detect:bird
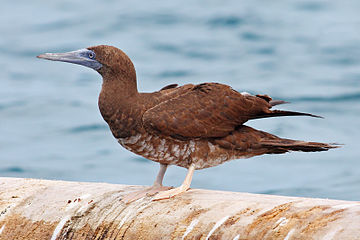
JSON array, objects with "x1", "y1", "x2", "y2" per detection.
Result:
[{"x1": 37, "y1": 45, "x2": 337, "y2": 202}]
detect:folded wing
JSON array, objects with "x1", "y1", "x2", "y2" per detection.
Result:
[{"x1": 143, "y1": 83, "x2": 275, "y2": 138}]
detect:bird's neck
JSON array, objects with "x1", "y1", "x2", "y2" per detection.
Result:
[{"x1": 98, "y1": 74, "x2": 142, "y2": 138}]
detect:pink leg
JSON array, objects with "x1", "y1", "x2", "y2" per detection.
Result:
[
  {"x1": 122, "y1": 163, "x2": 171, "y2": 203},
  {"x1": 153, "y1": 163, "x2": 168, "y2": 187},
  {"x1": 153, "y1": 164, "x2": 195, "y2": 201}
]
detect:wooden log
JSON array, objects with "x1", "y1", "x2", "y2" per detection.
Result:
[{"x1": 0, "y1": 177, "x2": 359, "y2": 240}]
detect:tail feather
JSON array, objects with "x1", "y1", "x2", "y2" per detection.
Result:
[
  {"x1": 269, "y1": 100, "x2": 289, "y2": 107},
  {"x1": 252, "y1": 110, "x2": 323, "y2": 120},
  {"x1": 261, "y1": 139, "x2": 339, "y2": 153},
  {"x1": 216, "y1": 125, "x2": 339, "y2": 157}
]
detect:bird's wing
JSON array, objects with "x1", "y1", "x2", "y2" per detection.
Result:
[
  {"x1": 159, "y1": 84, "x2": 178, "y2": 91},
  {"x1": 142, "y1": 83, "x2": 273, "y2": 138}
]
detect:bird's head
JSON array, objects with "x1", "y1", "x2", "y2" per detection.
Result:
[{"x1": 37, "y1": 45, "x2": 136, "y2": 80}]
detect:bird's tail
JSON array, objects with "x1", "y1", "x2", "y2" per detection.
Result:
[
  {"x1": 214, "y1": 126, "x2": 339, "y2": 156},
  {"x1": 251, "y1": 110, "x2": 323, "y2": 120},
  {"x1": 253, "y1": 95, "x2": 321, "y2": 119},
  {"x1": 260, "y1": 138, "x2": 339, "y2": 154}
]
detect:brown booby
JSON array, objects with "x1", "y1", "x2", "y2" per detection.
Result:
[{"x1": 37, "y1": 45, "x2": 337, "y2": 202}]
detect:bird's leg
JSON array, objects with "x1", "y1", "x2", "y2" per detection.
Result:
[
  {"x1": 153, "y1": 163, "x2": 168, "y2": 187},
  {"x1": 153, "y1": 164, "x2": 195, "y2": 201},
  {"x1": 121, "y1": 163, "x2": 172, "y2": 203}
]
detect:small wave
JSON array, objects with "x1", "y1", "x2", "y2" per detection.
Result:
[
  {"x1": 67, "y1": 124, "x2": 107, "y2": 133},
  {"x1": 0, "y1": 166, "x2": 25, "y2": 173},
  {"x1": 32, "y1": 19, "x2": 79, "y2": 32},
  {"x1": 184, "y1": 51, "x2": 216, "y2": 60},
  {"x1": 261, "y1": 187, "x2": 319, "y2": 196},
  {"x1": 158, "y1": 70, "x2": 192, "y2": 78},
  {"x1": 240, "y1": 32, "x2": 264, "y2": 41},
  {"x1": 295, "y1": 2, "x2": 326, "y2": 11},
  {"x1": 0, "y1": 100, "x2": 26, "y2": 111},
  {"x1": 252, "y1": 47, "x2": 276, "y2": 55},
  {"x1": 152, "y1": 13, "x2": 180, "y2": 25},
  {"x1": 327, "y1": 57, "x2": 358, "y2": 66},
  {"x1": 132, "y1": 157, "x2": 151, "y2": 164},
  {"x1": 152, "y1": 43, "x2": 180, "y2": 53},
  {"x1": 208, "y1": 16, "x2": 244, "y2": 28},
  {"x1": 286, "y1": 92, "x2": 360, "y2": 102},
  {"x1": 0, "y1": 47, "x2": 43, "y2": 58}
]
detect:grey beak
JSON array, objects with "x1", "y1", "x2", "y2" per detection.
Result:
[{"x1": 37, "y1": 48, "x2": 102, "y2": 70}]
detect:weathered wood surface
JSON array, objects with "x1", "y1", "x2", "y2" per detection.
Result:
[{"x1": 0, "y1": 177, "x2": 359, "y2": 240}]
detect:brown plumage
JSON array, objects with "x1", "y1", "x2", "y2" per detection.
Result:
[{"x1": 38, "y1": 45, "x2": 338, "y2": 201}]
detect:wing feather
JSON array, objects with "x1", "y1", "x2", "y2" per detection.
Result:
[{"x1": 143, "y1": 83, "x2": 271, "y2": 138}]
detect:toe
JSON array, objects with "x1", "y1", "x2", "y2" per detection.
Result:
[{"x1": 152, "y1": 187, "x2": 188, "y2": 201}]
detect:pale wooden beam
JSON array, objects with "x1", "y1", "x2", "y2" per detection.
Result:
[{"x1": 0, "y1": 177, "x2": 359, "y2": 239}]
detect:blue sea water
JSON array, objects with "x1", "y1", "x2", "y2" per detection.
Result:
[{"x1": 1, "y1": 0, "x2": 359, "y2": 200}]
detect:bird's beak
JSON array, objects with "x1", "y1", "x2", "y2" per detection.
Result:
[{"x1": 37, "y1": 48, "x2": 102, "y2": 70}]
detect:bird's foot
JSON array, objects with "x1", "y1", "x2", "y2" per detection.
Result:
[
  {"x1": 121, "y1": 185, "x2": 172, "y2": 204},
  {"x1": 152, "y1": 185, "x2": 190, "y2": 201},
  {"x1": 153, "y1": 164, "x2": 195, "y2": 201}
]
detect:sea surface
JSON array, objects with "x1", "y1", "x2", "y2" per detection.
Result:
[{"x1": 1, "y1": 0, "x2": 359, "y2": 200}]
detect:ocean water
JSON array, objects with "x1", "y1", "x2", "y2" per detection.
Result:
[{"x1": 1, "y1": 0, "x2": 359, "y2": 200}]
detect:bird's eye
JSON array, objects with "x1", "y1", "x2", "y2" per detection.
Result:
[{"x1": 88, "y1": 52, "x2": 95, "y2": 59}]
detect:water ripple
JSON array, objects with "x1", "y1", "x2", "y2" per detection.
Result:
[
  {"x1": 0, "y1": 166, "x2": 25, "y2": 173},
  {"x1": 67, "y1": 124, "x2": 107, "y2": 134},
  {"x1": 152, "y1": 43, "x2": 181, "y2": 53},
  {"x1": 184, "y1": 50, "x2": 217, "y2": 60},
  {"x1": 208, "y1": 16, "x2": 244, "y2": 28},
  {"x1": 252, "y1": 47, "x2": 276, "y2": 55},
  {"x1": 32, "y1": 19, "x2": 83, "y2": 32},
  {"x1": 0, "y1": 100, "x2": 27, "y2": 110},
  {"x1": 240, "y1": 32, "x2": 264, "y2": 41},
  {"x1": 157, "y1": 70, "x2": 192, "y2": 78},
  {"x1": 286, "y1": 92, "x2": 360, "y2": 102},
  {"x1": 295, "y1": 1, "x2": 327, "y2": 11}
]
